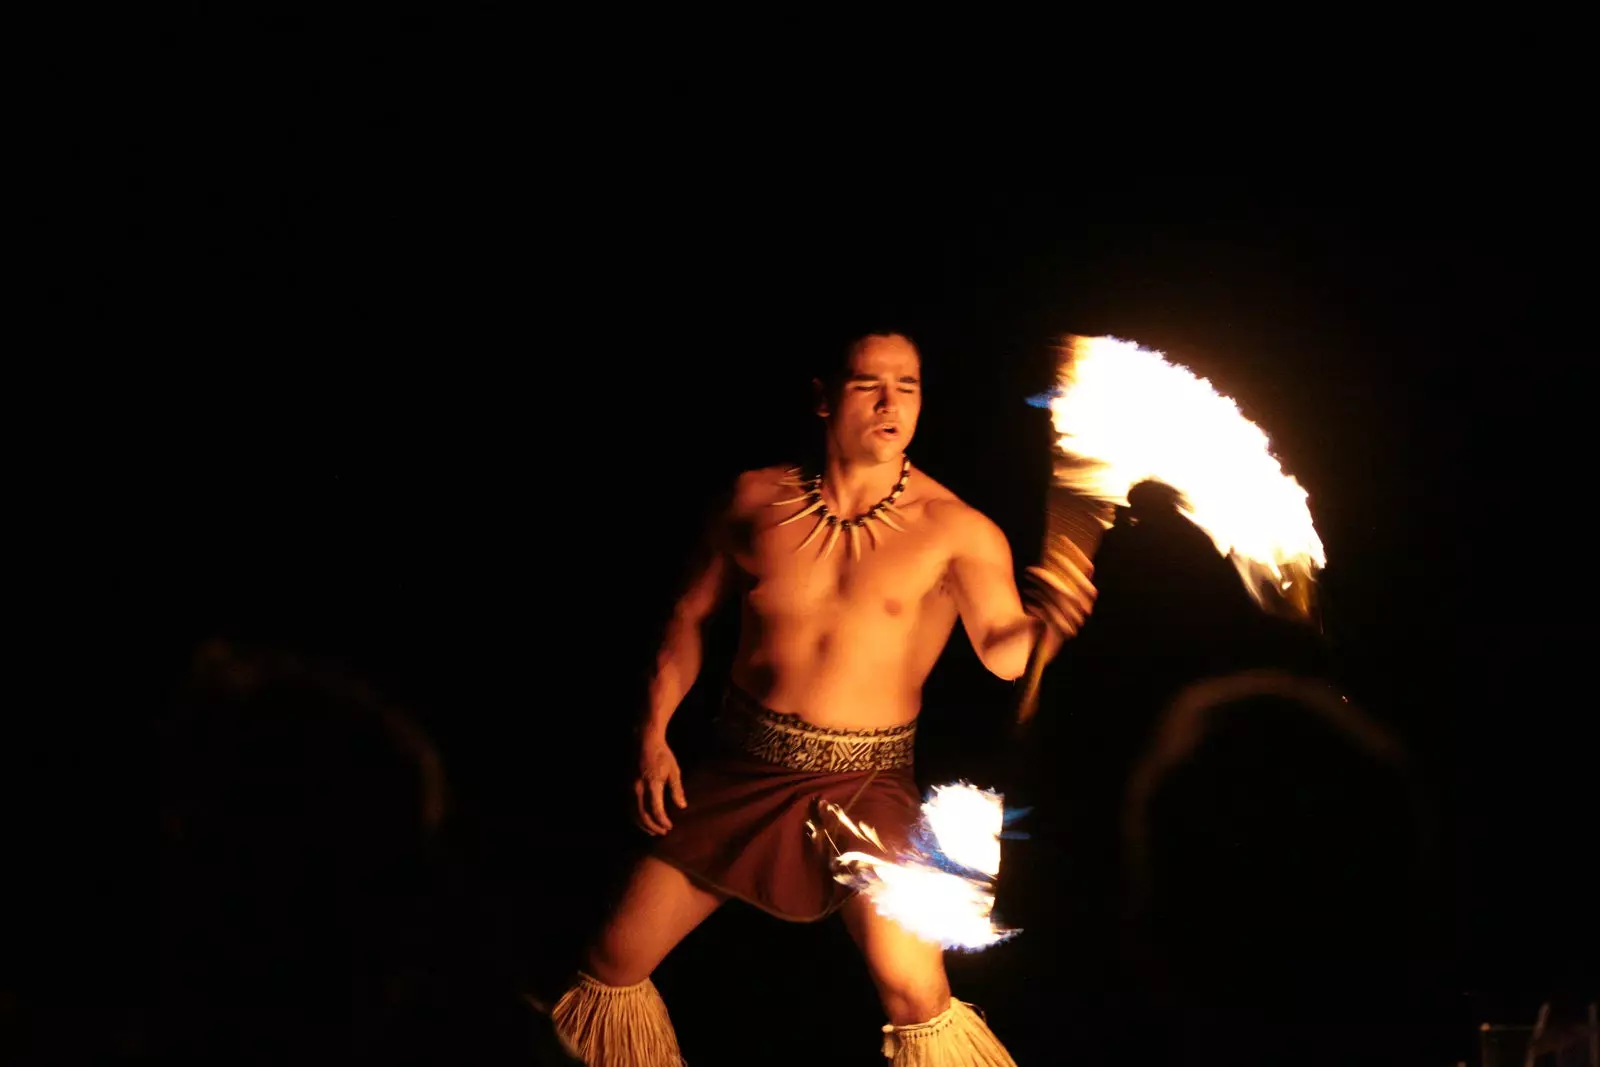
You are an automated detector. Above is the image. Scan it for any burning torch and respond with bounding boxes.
[1015,334,1327,726]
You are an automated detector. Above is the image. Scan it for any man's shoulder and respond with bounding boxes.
[914,473,1007,547]
[726,464,798,514]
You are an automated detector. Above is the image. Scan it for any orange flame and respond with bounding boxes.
[1045,335,1326,614]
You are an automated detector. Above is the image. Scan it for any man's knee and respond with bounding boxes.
[573,856,723,990]
[582,928,653,989]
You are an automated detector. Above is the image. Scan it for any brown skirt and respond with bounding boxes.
[651,685,922,922]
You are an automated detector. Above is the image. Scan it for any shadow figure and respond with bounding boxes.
[1082,478,1323,675]
[990,480,1338,1061]
[1122,671,1434,1066]
[156,640,578,1065]
[1024,476,1334,864]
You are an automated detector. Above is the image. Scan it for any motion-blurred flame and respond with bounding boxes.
[1042,335,1326,615]
[812,783,1018,951]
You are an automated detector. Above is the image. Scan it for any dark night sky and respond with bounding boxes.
[84,13,1594,1050]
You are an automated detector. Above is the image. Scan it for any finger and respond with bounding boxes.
[650,778,672,832]
[1026,564,1084,604]
[1063,582,1096,616]
[1039,551,1098,600]
[1037,582,1090,628]
[669,770,687,809]
[1028,565,1095,619]
[633,781,661,835]
[1045,534,1095,577]
[1025,589,1075,636]
[1065,560,1099,601]
[1044,547,1091,587]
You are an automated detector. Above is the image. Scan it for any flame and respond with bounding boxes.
[817,783,1018,951]
[1044,335,1326,610]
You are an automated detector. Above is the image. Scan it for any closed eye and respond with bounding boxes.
[850,378,920,394]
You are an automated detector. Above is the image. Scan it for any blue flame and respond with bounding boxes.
[900,787,1032,879]
[1025,391,1059,409]
[999,805,1032,839]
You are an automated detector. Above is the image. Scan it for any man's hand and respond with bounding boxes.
[633,731,687,836]
[1023,535,1097,656]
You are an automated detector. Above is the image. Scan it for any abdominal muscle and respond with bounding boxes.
[728,596,958,731]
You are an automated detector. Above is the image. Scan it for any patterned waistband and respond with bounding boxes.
[714,685,916,773]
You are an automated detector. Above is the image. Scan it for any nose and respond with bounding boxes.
[876,386,897,413]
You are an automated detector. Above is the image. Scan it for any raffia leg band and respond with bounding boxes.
[880,999,1019,1065]
[550,971,687,1067]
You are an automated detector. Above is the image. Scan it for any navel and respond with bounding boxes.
[883,598,903,617]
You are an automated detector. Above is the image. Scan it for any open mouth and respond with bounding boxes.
[875,425,899,437]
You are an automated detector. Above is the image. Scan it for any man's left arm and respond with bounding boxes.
[948,507,1094,681]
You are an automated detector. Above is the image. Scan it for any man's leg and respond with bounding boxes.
[552,856,724,1066]
[842,893,1018,1065]
[840,891,952,1026]
[585,855,724,986]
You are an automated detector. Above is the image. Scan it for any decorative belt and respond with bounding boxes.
[714,686,916,773]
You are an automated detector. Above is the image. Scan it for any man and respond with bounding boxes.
[551,332,1095,1065]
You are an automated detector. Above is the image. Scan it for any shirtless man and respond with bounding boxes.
[550,332,1095,1065]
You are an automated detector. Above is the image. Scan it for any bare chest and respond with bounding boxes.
[734,508,950,622]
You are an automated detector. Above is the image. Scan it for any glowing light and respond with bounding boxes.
[1041,334,1326,611]
[816,783,1018,951]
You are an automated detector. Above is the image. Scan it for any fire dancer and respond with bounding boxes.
[550,331,1095,1065]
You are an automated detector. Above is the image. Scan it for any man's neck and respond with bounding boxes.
[821,453,903,518]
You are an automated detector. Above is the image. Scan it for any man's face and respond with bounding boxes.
[823,334,922,464]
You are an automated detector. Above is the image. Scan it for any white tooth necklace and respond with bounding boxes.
[770,456,912,561]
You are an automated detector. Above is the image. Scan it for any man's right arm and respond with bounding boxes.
[639,480,741,740]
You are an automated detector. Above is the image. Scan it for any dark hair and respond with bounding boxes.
[1123,671,1432,1041]
[813,325,922,398]
[1127,478,1187,517]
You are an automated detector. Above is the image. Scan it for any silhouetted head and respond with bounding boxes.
[158,642,553,1064]
[161,640,446,873]
[157,641,466,1059]
[1126,479,1186,522]
[1123,671,1429,1055]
